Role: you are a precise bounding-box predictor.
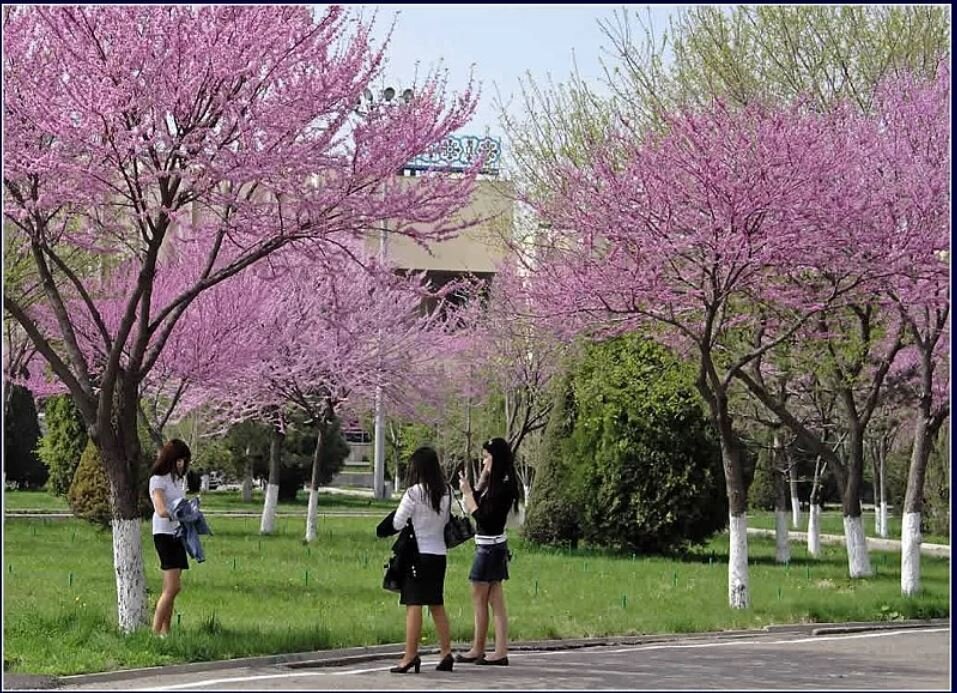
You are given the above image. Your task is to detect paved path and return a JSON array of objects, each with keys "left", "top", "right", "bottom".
[
  {"left": 747, "top": 528, "right": 950, "bottom": 558},
  {"left": 45, "top": 625, "right": 949, "bottom": 691}
]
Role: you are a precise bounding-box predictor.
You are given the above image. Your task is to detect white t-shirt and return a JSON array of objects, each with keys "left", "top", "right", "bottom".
[
  {"left": 392, "top": 484, "right": 451, "bottom": 556},
  {"left": 149, "top": 473, "right": 185, "bottom": 535}
]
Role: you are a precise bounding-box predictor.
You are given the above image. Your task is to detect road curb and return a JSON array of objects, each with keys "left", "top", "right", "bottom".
[{"left": 34, "top": 618, "right": 947, "bottom": 689}]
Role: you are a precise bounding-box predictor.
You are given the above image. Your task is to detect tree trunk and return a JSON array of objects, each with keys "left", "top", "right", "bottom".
[
  {"left": 842, "top": 427, "right": 872, "bottom": 578},
  {"left": 878, "top": 440, "right": 889, "bottom": 538},
  {"left": 871, "top": 448, "right": 882, "bottom": 536},
  {"left": 807, "top": 456, "right": 825, "bottom": 558},
  {"left": 788, "top": 463, "right": 801, "bottom": 529},
  {"left": 464, "top": 392, "right": 474, "bottom": 484},
  {"left": 519, "top": 480, "right": 531, "bottom": 526},
  {"left": 702, "top": 379, "right": 749, "bottom": 609},
  {"left": 305, "top": 425, "right": 324, "bottom": 543},
  {"left": 807, "top": 504, "right": 823, "bottom": 557},
  {"left": 901, "top": 412, "right": 933, "bottom": 596},
  {"left": 772, "top": 433, "right": 790, "bottom": 564},
  {"left": 260, "top": 427, "right": 283, "bottom": 535},
  {"left": 241, "top": 457, "right": 253, "bottom": 503},
  {"left": 99, "top": 382, "right": 150, "bottom": 633}
]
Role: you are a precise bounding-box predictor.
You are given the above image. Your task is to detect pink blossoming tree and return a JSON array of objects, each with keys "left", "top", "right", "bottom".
[
  {"left": 2, "top": 5, "right": 477, "bottom": 631},
  {"left": 521, "top": 92, "right": 918, "bottom": 607}
]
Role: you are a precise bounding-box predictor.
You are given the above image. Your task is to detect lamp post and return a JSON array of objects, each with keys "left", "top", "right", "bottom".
[{"left": 356, "top": 86, "right": 413, "bottom": 500}]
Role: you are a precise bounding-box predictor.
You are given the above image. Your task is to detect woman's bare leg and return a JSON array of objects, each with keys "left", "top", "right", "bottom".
[
  {"left": 467, "top": 581, "right": 491, "bottom": 657},
  {"left": 487, "top": 581, "right": 509, "bottom": 659},
  {"left": 152, "top": 569, "right": 181, "bottom": 635},
  {"left": 401, "top": 606, "right": 423, "bottom": 665},
  {"left": 429, "top": 605, "right": 452, "bottom": 657}
]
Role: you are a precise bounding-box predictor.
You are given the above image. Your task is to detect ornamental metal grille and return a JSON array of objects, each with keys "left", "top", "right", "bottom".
[{"left": 406, "top": 135, "right": 501, "bottom": 175}]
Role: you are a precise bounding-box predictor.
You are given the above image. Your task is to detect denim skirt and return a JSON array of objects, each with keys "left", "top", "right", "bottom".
[{"left": 468, "top": 541, "right": 510, "bottom": 582}]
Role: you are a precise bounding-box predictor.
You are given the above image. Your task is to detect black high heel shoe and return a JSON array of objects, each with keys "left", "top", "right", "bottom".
[
  {"left": 477, "top": 655, "right": 509, "bottom": 666},
  {"left": 435, "top": 653, "right": 454, "bottom": 671},
  {"left": 454, "top": 652, "right": 483, "bottom": 663},
  {"left": 390, "top": 655, "right": 421, "bottom": 674}
]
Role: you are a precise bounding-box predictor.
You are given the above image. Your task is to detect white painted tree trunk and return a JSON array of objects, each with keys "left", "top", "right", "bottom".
[
  {"left": 901, "top": 512, "right": 922, "bottom": 596},
  {"left": 843, "top": 515, "right": 873, "bottom": 578},
  {"left": 879, "top": 502, "right": 889, "bottom": 539},
  {"left": 789, "top": 471, "right": 801, "bottom": 529},
  {"left": 728, "top": 514, "right": 750, "bottom": 608},
  {"left": 112, "top": 518, "right": 149, "bottom": 633},
  {"left": 807, "top": 504, "right": 823, "bottom": 557},
  {"left": 304, "top": 487, "right": 319, "bottom": 543},
  {"left": 518, "top": 481, "right": 531, "bottom": 526},
  {"left": 774, "top": 510, "right": 790, "bottom": 564},
  {"left": 260, "top": 483, "right": 279, "bottom": 534}
]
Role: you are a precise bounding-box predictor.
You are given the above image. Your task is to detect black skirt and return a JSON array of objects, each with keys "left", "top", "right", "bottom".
[
  {"left": 468, "top": 542, "right": 509, "bottom": 582},
  {"left": 153, "top": 533, "right": 189, "bottom": 571},
  {"left": 400, "top": 553, "right": 447, "bottom": 606}
]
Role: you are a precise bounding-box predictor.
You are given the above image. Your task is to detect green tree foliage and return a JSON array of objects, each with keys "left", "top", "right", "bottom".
[
  {"left": 922, "top": 434, "right": 950, "bottom": 537},
  {"left": 747, "top": 448, "right": 777, "bottom": 511},
  {"left": 388, "top": 420, "right": 435, "bottom": 483},
  {"left": 225, "top": 414, "right": 350, "bottom": 501},
  {"left": 36, "top": 395, "right": 88, "bottom": 496},
  {"left": 599, "top": 5, "right": 950, "bottom": 133},
  {"left": 570, "top": 335, "right": 727, "bottom": 554},
  {"left": 4, "top": 384, "right": 47, "bottom": 489},
  {"left": 523, "top": 368, "right": 583, "bottom": 548}
]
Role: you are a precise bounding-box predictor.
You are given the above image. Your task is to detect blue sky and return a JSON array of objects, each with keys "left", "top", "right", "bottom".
[{"left": 345, "top": 4, "right": 677, "bottom": 139}]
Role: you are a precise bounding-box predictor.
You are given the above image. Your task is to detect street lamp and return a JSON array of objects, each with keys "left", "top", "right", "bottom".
[{"left": 355, "top": 86, "right": 414, "bottom": 500}]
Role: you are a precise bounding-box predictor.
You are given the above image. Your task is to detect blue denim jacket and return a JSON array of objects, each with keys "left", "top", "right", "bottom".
[{"left": 171, "top": 497, "right": 212, "bottom": 563}]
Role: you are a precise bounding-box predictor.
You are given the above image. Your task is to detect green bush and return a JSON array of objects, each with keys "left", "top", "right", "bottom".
[
  {"left": 4, "top": 384, "right": 47, "bottom": 489},
  {"left": 36, "top": 395, "right": 88, "bottom": 496},
  {"left": 67, "top": 441, "right": 112, "bottom": 527},
  {"left": 570, "top": 335, "right": 727, "bottom": 554},
  {"left": 523, "top": 369, "right": 583, "bottom": 548}
]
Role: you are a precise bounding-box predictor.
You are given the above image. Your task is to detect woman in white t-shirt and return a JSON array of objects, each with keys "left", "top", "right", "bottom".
[
  {"left": 148, "top": 439, "right": 191, "bottom": 636},
  {"left": 389, "top": 446, "right": 453, "bottom": 674}
]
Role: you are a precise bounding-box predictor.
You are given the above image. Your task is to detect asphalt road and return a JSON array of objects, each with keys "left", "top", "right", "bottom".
[{"left": 50, "top": 625, "right": 949, "bottom": 691}]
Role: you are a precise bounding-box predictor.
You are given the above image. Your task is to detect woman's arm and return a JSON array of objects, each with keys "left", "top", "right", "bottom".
[
  {"left": 151, "top": 489, "right": 170, "bottom": 519},
  {"left": 392, "top": 488, "right": 415, "bottom": 531}
]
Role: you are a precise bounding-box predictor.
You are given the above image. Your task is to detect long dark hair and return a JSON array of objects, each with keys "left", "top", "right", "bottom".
[
  {"left": 151, "top": 439, "right": 192, "bottom": 480},
  {"left": 405, "top": 446, "right": 447, "bottom": 513},
  {"left": 482, "top": 437, "right": 519, "bottom": 512}
]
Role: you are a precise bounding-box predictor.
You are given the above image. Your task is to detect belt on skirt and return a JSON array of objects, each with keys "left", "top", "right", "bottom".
[{"left": 474, "top": 533, "right": 507, "bottom": 545}]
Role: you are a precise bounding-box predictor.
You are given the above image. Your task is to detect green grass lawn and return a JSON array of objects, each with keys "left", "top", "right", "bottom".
[
  {"left": 3, "top": 489, "right": 395, "bottom": 514},
  {"left": 749, "top": 509, "right": 950, "bottom": 546},
  {"left": 3, "top": 515, "right": 949, "bottom": 676}
]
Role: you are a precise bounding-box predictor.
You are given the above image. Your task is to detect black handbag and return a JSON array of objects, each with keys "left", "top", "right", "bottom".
[
  {"left": 382, "top": 554, "right": 404, "bottom": 593},
  {"left": 444, "top": 487, "right": 475, "bottom": 549}
]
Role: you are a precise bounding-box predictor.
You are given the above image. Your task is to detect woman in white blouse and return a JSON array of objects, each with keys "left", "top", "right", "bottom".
[{"left": 389, "top": 446, "right": 453, "bottom": 674}]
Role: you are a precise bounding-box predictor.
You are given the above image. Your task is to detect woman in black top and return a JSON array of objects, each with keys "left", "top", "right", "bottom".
[{"left": 456, "top": 437, "right": 519, "bottom": 666}]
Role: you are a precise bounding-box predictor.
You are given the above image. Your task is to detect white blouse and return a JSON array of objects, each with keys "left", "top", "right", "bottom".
[{"left": 392, "top": 484, "right": 451, "bottom": 556}]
